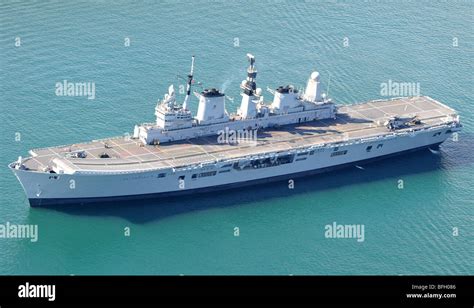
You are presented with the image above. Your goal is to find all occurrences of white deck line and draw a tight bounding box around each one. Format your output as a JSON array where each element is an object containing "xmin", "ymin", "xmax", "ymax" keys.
[
  {"xmin": 140, "ymin": 145, "xmax": 162, "ymax": 160},
  {"xmin": 368, "ymin": 102, "xmax": 391, "ymax": 116},
  {"xmin": 108, "ymin": 139, "xmax": 138, "ymax": 159},
  {"xmin": 108, "ymin": 147, "xmax": 124, "ymax": 158},
  {"xmin": 405, "ymin": 98, "xmax": 424, "ymax": 112},
  {"xmin": 344, "ymin": 106, "xmax": 372, "ymax": 120}
]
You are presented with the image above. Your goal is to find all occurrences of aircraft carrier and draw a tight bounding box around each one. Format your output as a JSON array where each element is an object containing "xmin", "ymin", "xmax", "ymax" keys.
[{"xmin": 10, "ymin": 54, "xmax": 462, "ymax": 206}]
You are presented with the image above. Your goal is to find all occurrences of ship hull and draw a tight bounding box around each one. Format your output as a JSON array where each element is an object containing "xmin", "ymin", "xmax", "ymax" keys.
[
  {"xmin": 11, "ymin": 125, "xmax": 457, "ymax": 207},
  {"xmin": 27, "ymin": 142, "xmax": 442, "ymax": 207}
]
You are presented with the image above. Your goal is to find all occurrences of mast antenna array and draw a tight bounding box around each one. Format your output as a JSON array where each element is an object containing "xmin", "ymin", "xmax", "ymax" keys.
[
  {"xmin": 182, "ymin": 56, "xmax": 195, "ymax": 110},
  {"xmin": 240, "ymin": 53, "xmax": 258, "ymax": 96}
]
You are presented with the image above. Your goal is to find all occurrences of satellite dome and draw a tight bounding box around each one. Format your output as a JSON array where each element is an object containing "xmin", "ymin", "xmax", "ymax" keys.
[{"xmin": 310, "ymin": 71, "xmax": 320, "ymax": 81}]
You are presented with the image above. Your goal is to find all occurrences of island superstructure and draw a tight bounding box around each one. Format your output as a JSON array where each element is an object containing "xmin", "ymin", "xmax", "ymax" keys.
[
  {"xmin": 10, "ymin": 54, "xmax": 462, "ymax": 206},
  {"xmin": 138, "ymin": 54, "xmax": 336, "ymax": 145}
]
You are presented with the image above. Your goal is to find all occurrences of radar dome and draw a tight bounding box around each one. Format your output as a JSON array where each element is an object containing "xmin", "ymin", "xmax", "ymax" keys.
[{"xmin": 311, "ymin": 71, "xmax": 320, "ymax": 81}]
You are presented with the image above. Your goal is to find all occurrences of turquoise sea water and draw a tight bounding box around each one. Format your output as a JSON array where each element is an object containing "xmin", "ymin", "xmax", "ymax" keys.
[{"xmin": 0, "ymin": 0, "xmax": 472, "ymax": 275}]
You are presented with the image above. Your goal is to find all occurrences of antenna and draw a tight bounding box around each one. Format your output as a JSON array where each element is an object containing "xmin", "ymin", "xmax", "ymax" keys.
[
  {"xmin": 182, "ymin": 56, "xmax": 195, "ymax": 110},
  {"xmin": 247, "ymin": 53, "xmax": 255, "ymax": 67},
  {"xmin": 241, "ymin": 53, "xmax": 257, "ymax": 96}
]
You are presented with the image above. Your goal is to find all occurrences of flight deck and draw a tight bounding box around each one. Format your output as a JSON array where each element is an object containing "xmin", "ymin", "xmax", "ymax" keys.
[{"xmin": 23, "ymin": 96, "xmax": 457, "ymax": 174}]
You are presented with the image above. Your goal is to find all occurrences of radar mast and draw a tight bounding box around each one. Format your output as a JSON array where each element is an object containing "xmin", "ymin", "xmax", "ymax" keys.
[{"xmin": 182, "ymin": 56, "xmax": 195, "ymax": 110}]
